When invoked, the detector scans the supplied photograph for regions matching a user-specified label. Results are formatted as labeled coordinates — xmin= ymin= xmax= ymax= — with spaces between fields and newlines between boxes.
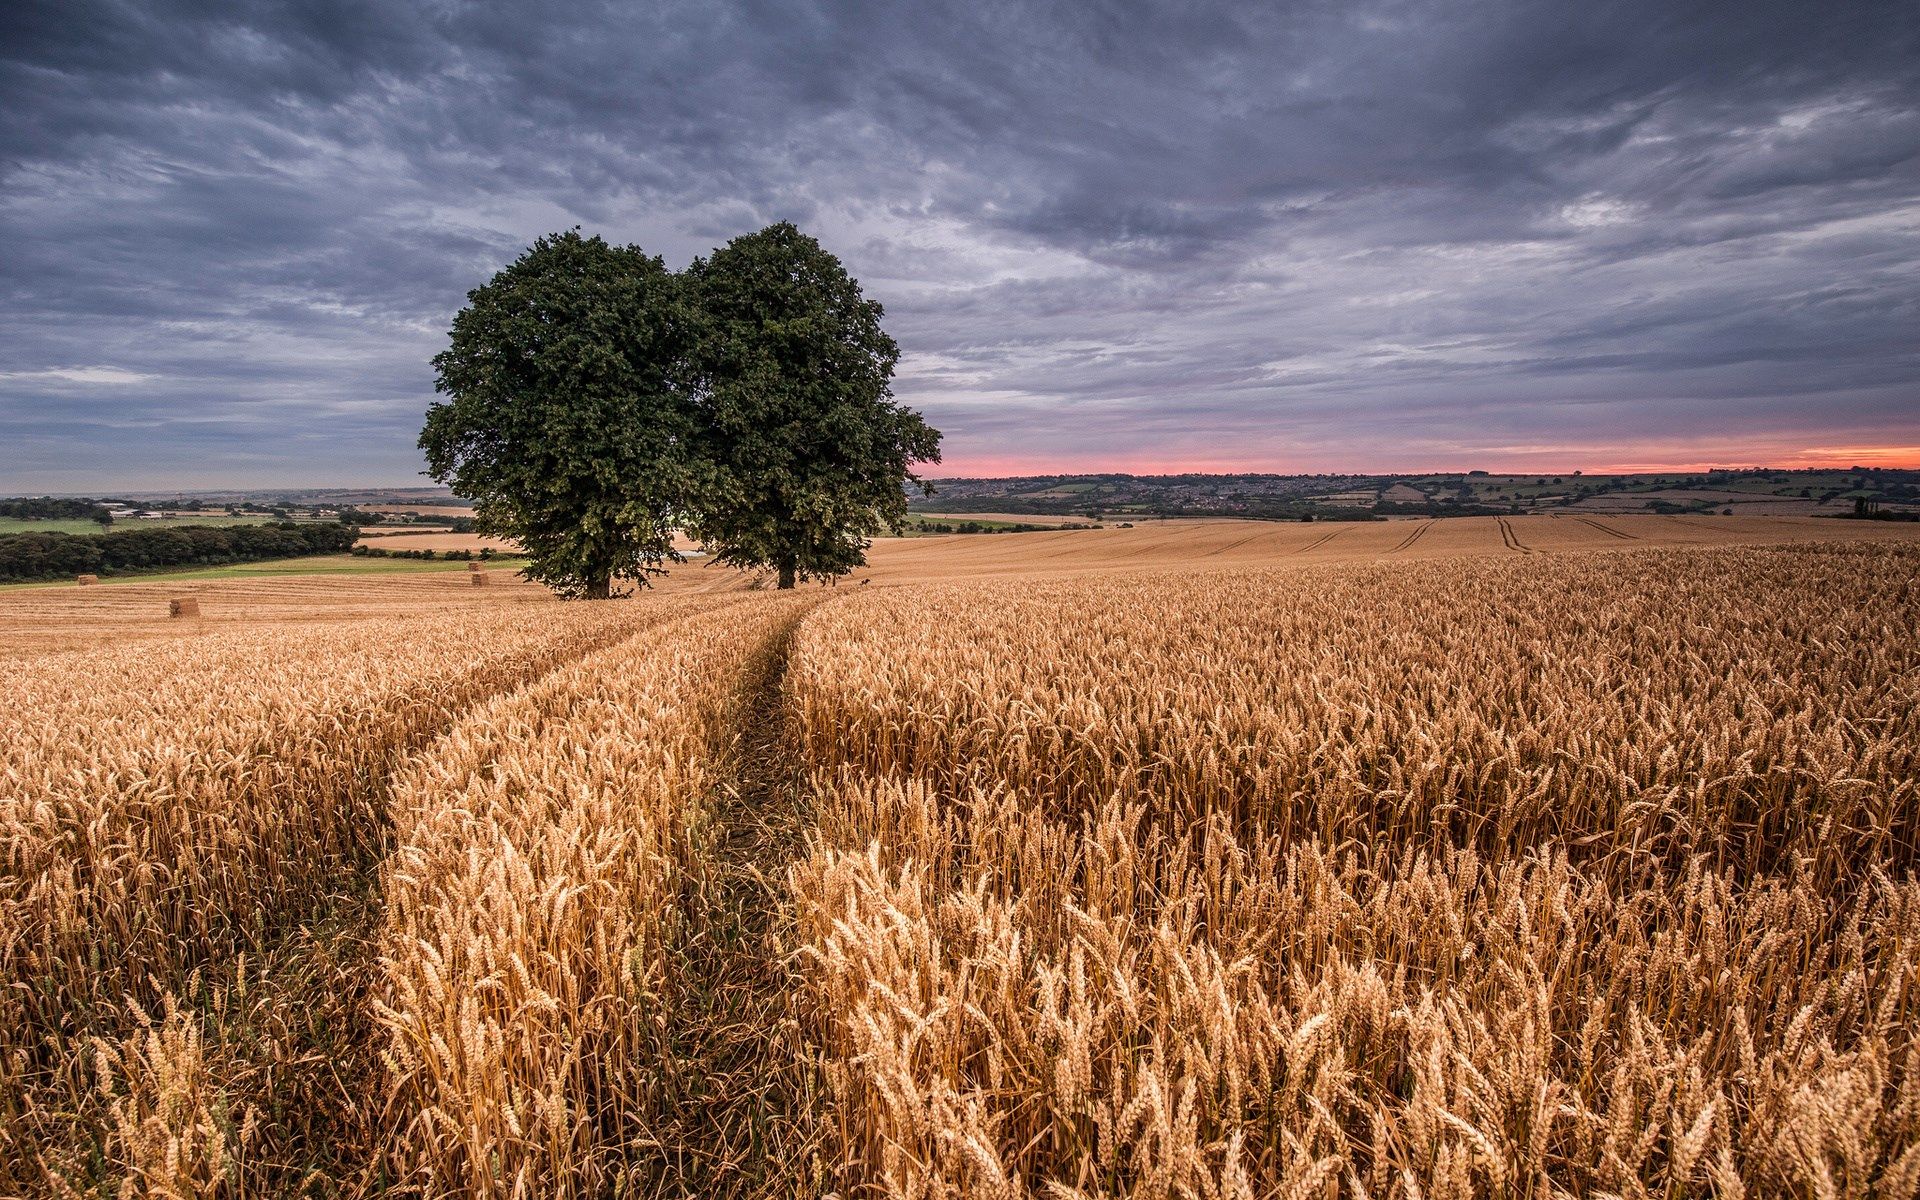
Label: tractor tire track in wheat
xmin=1293 ymin=528 xmax=1345 ymax=554
xmin=649 ymin=605 xmax=824 ymax=1199
xmin=1386 ymin=519 xmax=1433 ymax=554
xmin=1497 ymin=517 xmax=1532 ymax=553
xmin=1575 ymin=515 xmax=1639 ymax=540
xmin=9 ymin=607 xmax=660 ymax=1198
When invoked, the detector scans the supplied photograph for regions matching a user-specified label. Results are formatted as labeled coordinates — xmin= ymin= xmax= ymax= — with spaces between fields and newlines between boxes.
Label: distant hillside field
xmin=913 ymin=467 xmax=1920 ymax=521
xmin=354 ymin=530 xmax=516 ymax=553
xmin=362 ymin=504 xmax=476 ymax=517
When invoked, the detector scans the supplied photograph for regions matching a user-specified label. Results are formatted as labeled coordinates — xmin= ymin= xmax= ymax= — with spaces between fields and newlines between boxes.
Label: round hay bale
xmin=76 ymin=574 xmax=100 ymax=585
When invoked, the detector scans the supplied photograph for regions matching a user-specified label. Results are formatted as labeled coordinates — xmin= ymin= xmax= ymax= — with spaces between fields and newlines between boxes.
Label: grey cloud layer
xmin=3 ymin=0 xmax=1916 ymax=487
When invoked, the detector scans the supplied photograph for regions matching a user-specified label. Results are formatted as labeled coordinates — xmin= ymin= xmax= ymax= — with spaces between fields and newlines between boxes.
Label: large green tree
xmin=684 ymin=223 xmax=941 ymax=588
xmin=420 ymin=230 xmax=694 ymax=598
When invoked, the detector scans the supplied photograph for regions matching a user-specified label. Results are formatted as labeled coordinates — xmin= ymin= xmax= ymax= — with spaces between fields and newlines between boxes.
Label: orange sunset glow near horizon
xmin=933 ymin=445 xmax=1920 ymax=479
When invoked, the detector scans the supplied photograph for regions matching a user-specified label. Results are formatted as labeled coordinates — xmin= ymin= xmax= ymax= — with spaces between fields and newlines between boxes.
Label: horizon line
xmin=17 ymin=459 xmax=1920 ymax=498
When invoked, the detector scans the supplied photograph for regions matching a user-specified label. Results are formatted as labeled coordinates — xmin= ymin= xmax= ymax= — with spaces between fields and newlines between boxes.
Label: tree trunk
xmin=777 ymin=558 xmax=797 ymax=590
xmin=585 ymin=574 xmax=612 ymax=600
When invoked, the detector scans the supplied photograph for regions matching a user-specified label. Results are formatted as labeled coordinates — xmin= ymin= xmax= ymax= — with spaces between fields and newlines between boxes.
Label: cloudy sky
xmin=3 ymin=0 xmax=1916 ymax=490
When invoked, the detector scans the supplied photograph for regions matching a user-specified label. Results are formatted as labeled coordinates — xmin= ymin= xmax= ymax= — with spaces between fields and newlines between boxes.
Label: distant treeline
xmin=351 ymin=545 xmax=503 ymax=560
xmin=0 ymin=497 xmax=111 ymax=520
xmin=1833 ymin=509 xmax=1920 ymax=522
xmin=0 ymin=522 xmax=358 ymax=583
xmin=1371 ymin=500 xmax=1515 ymax=518
xmin=1182 ymin=505 xmax=1386 ymax=522
xmin=339 ymin=507 xmax=477 ymax=531
xmin=911 ymin=520 xmax=1104 ymax=534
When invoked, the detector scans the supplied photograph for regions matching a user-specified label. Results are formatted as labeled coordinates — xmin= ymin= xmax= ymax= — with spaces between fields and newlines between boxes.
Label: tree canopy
xmin=421 ymin=231 xmax=695 ymax=599
xmin=685 ymin=223 xmax=942 ymax=589
xmin=420 ymin=224 xmax=940 ymax=596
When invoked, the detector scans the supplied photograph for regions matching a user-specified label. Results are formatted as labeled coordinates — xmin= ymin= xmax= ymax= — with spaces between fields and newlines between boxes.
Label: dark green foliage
xmin=0 ymin=497 xmax=111 ymax=520
xmin=0 ymin=523 xmax=357 ymax=583
xmin=0 ymin=533 xmax=103 ymax=579
xmin=421 ymin=224 xmax=941 ymax=596
xmin=421 ymin=231 xmax=697 ymax=599
xmin=682 ymin=224 xmax=940 ymax=588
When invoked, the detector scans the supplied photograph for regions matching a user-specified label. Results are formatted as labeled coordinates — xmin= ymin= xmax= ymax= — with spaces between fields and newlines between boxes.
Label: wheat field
xmin=787 ymin=543 xmax=1920 ymax=1198
xmin=3 ymin=520 xmax=1918 ymax=1197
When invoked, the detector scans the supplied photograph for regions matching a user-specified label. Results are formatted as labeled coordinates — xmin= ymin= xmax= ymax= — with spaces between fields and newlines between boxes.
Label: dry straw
xmin=8 ymin=538 xmax=1919 ymax=1199
xmin=373 ymin=593 xmax=807 ymax=1196
xmin=2 ymin=601 xmax=661 ymax=1194
xmin=784 ymin=543 xmax=1920 ymax=1198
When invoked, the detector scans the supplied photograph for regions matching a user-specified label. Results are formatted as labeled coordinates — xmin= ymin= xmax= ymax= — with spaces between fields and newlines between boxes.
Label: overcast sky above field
xmin=2 ymin=0 xmax=1918 ymax=489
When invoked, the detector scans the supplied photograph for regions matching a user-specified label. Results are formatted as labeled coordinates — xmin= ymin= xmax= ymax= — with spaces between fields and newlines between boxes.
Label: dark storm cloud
xmin=3 ymin=0 xmax=1917 ymax=488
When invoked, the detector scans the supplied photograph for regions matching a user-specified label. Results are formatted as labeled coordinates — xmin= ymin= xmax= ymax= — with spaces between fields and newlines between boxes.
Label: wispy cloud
xmin=0 ymin=366 xmax=156 ymax=386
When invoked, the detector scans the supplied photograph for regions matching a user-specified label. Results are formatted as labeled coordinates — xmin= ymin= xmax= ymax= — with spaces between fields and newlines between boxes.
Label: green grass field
xmin=0 ymin=518 xmax=111 ymax=535
xmin=0 ymin=554 xmax=533 ymax=590
xmin=892 ymin=514 xmax=1083 ymax=536
xmin=158 ymin=555 xmax=533 ymax=580
xmin=0 ymin=516 xmax=280 ymax=535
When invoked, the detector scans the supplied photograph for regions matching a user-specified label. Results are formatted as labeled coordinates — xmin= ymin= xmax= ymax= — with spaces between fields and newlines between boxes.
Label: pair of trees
xmin=420 ymin=224 xmax=941 ymax=597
